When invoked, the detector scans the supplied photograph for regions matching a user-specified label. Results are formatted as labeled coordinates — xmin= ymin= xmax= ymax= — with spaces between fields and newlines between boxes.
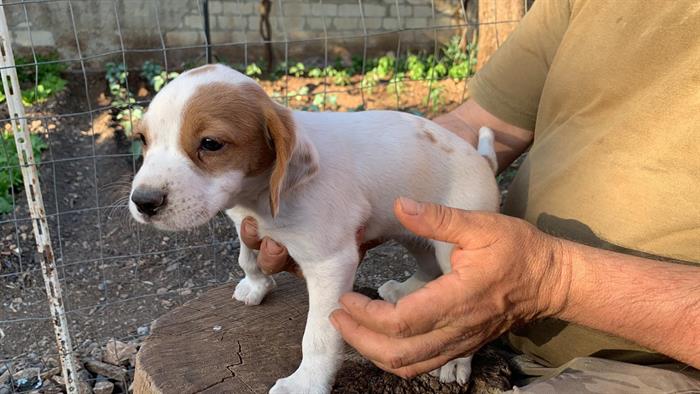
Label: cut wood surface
xmin=134 ymin=274 xmax=511 ymax=393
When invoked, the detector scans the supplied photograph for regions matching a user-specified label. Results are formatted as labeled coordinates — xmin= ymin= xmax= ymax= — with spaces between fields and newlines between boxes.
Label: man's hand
xmin=240 ymin=217 xmax=302 ymax=276
xmin=328 ymin=198 xmax=570 ymax=378
xmin=240 ymin=217 xmax=380 ymax=278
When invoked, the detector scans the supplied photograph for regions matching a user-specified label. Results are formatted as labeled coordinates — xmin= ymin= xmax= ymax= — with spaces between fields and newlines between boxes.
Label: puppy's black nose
xmin=131 ymin=188 xmax=167 ymax=217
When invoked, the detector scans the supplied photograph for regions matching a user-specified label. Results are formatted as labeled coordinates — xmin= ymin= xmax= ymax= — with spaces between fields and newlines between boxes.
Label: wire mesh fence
xmin=0 ymin=0 xmax=528 ymax=392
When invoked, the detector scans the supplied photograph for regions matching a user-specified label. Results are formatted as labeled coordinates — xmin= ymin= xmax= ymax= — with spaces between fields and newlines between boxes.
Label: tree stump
xmin=133 ymin=274 xmax=511 ymax=393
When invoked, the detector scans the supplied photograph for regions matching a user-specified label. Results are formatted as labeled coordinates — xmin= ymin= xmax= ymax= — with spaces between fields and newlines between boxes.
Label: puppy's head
xmin=129 ymin=64 xmax=298 ymax=231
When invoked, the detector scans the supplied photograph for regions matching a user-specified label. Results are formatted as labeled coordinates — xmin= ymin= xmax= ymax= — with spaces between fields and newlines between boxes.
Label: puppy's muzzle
xmin=131 ymin=188 xmax=167 ymax=217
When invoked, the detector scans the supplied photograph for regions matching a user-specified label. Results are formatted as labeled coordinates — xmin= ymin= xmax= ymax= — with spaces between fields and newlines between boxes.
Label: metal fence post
xmin=0 ymin=2 xmax=81 ymax=393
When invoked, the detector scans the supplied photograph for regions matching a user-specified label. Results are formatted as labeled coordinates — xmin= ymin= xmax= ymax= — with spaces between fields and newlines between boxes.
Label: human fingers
xmin=240 ymin=217 xmax=263 ymax=250
xmin=394 ymin=198 xmax=494 ymax=249
xmin=257 ymin=237 xmax=298 ymax=276
xmin=336 ymin=276 xmax=460 ymax=338
xmin=329 ymin=308 xmax=451 ymax=369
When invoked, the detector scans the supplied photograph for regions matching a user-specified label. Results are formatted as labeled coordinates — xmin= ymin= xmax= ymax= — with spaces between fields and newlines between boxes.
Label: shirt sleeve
xmin=468 ymin=0 xmax=572 ymax=131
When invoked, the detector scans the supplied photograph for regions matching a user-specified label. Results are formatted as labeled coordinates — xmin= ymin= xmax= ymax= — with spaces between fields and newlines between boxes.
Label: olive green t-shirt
xmin=468 ymin=0 xmax=700 ymax=371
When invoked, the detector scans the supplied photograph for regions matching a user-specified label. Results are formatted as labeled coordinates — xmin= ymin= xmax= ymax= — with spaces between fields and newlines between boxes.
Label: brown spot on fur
xmin=179 ymin=82 xmax=296 ymax=216
xmin=419 ymin=128 xmax=437 ymax=144
xmin=186 ymin=64 xmax=218 ymax=76
xmin=440 ymin=145 xmax=454 ymax=154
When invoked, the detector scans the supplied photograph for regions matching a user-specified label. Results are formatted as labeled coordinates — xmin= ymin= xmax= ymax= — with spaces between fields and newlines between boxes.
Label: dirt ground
xmin=0 ymin=71 xmax=519 ymax=390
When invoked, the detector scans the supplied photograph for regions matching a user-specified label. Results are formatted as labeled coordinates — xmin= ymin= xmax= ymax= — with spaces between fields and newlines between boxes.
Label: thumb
xmin=394 ymin=197 xmax=484 ymax=247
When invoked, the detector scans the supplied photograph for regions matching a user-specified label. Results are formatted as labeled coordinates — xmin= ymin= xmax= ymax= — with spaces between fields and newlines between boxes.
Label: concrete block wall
xmin=3 ymin=0 xmax=476 ymax=69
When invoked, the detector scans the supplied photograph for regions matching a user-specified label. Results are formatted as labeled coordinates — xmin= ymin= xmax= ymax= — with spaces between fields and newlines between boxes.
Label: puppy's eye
xmin=199 ymin=137 xmax=224 ymax=151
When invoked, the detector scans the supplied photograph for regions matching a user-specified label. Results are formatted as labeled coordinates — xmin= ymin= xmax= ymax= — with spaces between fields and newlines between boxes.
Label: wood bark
xmin=134 ymin=275 xmax=511 ymax=393
xmin=476 ymin=0 xmax=526 ymax=71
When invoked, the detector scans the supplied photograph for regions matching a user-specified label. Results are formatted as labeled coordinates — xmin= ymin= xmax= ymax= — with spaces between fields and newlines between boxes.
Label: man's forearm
xmin=433 ymin=100 xmax=533 ymax=172
xmin=555 ymin=240 xmax=700 ymax=367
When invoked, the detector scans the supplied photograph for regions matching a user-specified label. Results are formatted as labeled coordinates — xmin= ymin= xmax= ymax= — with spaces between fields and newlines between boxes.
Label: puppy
xmin=129 ymin=63 xmax=499 ymax=393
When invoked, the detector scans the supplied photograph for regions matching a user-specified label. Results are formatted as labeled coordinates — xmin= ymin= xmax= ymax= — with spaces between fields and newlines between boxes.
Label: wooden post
xmin=476 ymin=0 xmax=526 ymax=71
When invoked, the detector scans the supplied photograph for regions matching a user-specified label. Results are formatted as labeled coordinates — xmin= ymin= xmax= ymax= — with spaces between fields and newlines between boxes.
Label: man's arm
xmin=559 ymin=240 xmax=700 ymax=366
xmin=330 ymin=200 xmax=700 ymax=377
xmin=433 ymin=99 xmax=533 ymax=173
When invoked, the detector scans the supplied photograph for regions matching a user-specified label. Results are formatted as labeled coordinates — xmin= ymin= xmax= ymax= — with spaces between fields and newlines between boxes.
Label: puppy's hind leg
xmin=231 ymin=219 xmax=276 ymax=306
xmin=429 ymin=240 xmax=472 ymax=385
xmin=378 ymin=242 xmax=441 ymax=304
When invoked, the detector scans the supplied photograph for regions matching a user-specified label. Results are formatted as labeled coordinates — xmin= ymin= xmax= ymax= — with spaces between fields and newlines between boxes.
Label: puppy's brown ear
xmin=265 ymin=104 xmax=295 ymax=217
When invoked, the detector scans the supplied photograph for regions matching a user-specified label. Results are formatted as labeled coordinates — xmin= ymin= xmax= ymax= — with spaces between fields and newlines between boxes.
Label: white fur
xmin=130 ymin=64 xmax=500 ymax=393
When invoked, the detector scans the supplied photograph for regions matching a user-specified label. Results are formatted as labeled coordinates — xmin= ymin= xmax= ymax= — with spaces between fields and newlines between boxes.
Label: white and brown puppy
xmin=129 ymin=63 xmax=499 ymax=393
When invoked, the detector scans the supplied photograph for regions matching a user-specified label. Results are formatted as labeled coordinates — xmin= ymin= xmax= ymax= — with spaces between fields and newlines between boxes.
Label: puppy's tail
xmin=477 ymin=126 xmax=498 ymax=174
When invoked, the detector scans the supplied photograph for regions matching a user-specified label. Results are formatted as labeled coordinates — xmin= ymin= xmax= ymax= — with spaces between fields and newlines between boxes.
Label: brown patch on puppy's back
xmin=179 ymin=82 xmax=285 ymax=176
xmin=419 ymin=128 xmax=437 ymax=144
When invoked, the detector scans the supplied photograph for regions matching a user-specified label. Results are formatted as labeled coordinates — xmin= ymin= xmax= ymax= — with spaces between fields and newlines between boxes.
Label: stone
xmin=413 ymin=5 xmax=434 ymax=17
xmin=311 ymin=4 xmax=337 ymax=17
xmin=137 ymin=325 xmax=150 ymax=336
xmin=363 ymin=4 xmax=388 ymax=18
xmin=183 ymin=14 xmax=202 ymax=29
xmin=165 ymin=31 xmax=203 ymax=46
xmin=390 ymin=5 xmax=413 ymax=18
xmin=383 ymin=17 xmax=400 ymax=30
xmin=93 ymin=380 xmax=114 ymax=394
xmin=363 ymin=17 xmax=383 ymax=30
xmin=208 ymin=0 xmax=222 ymax=14
xmin=406 ymin=17 xmax=429 ymax=29
xmin=333 ymin=17 xmax=359 ymax=30
xmin=12 ymin=368 xmax=40 ymax=391
xmin=338 ymin=4 xmax=361 ymax=16
xmin=217 ymin=15 xmax=245 ymax=30
xmin=84 ymin=360 xmax=126 ymax=381
xmin=102 ymin=339 xmax=136 ymax=366
xmin=281 ymin=3 xmax=311 ymax=17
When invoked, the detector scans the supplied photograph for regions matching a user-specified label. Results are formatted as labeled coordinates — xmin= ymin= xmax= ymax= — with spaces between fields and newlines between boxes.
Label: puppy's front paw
xmin=378 ymin=279 xmax=405 ymax=303
xmin=269 ymin=373 xmax=329 ymax=394
xmin=430 ymin=357 xmax=472 ymax=385
xmin=233 ymin=276 xmax=275 ymax=305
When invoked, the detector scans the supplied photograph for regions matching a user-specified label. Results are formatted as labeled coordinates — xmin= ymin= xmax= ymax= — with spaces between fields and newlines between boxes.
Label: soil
xmin=0 ymin=71 xmax=519 ymax=391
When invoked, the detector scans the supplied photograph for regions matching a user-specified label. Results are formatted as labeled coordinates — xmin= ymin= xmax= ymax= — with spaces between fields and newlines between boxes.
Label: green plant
xmin=387 ymin=72 xmax=405 ymax=95
xmin=406 ymin=54 xmax=426 ymax=81
xmin=104 ymin=62 xmax=144 ymax=155
xmin=21 ymin=74 xmax=67 ymax=105
xmin=442 ymin=35 xmax=467 ymax=68
xmin=1 ymin=53 xmax=68 ymax=106
xmin=423 ymin=85 xmax=445 ymax=114
xmin=426 ymin=61 xmax=448 ymax=81
xmin=245 ymin=63 xmax=262 ymax=78
xmin=105 ymin=62 xmax=128 ymax=96
xmin=308 ymin=67 xmax=324 ymax=78
xmin=0 ymin=131 xmax=47 ymax=214
xmin=289 ymin=62 xmax=305 ymax=77
xmin=305 ymin=93 xmax=338 ymax=111
xmin=15 ymin=53 xmax=66 ymax=85
xmin=324 ymin=67 xmax=351 ymax=86
xmin=140 ymin=61 xmax=179 ymax=93
xmin=360 ymin=69 xmax=380 ymax=94
xmin=375 ymin=54 xmax=395 ymax=79
xmin=442 ymin=34 xmax=477 ymax=80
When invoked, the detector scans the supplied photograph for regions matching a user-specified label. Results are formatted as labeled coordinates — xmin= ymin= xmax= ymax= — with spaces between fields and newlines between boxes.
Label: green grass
xmin=0 ymin=131 xmax=47 ymax=214
xmin=0 ymin=53 xmax=68 ymax=106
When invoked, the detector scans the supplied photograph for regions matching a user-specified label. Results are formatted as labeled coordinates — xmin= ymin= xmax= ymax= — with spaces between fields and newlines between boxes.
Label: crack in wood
xmin=193 ymin=340 xmax=245 ymax=393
